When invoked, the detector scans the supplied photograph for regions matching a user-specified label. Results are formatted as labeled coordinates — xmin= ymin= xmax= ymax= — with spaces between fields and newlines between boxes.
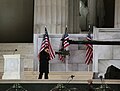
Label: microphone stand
xmin=13 ymin=49 xmax=17 ymax=55
xmin=50 ymin=75 xmax=75 ymax=91
xmin=87 ymin=79 xmax=94 ymax=91
xmin=66 ymin=75 xmax=75 ymax=84
xmin=95 ymin=75 xmax=114 ymax=91
xmin=64 ymin=75 xmax=75 ymax=90
xmin=5 ymin=83 xmax=27 ymax=91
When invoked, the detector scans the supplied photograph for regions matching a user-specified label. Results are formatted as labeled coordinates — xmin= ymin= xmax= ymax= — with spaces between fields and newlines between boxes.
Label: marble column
xmin=34 ymin=0 xmax=68 ymax=34
xmin=114 ymin=0 xmax=120 ymax=28
xmin=68 ymin=0 xmax=80 ymax=33
xmin=88 ymin=0 xmax=96 ymax=28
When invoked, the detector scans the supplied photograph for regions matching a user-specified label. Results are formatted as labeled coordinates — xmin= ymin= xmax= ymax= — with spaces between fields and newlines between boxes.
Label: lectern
xmin=2 ymin=54 xmax=24 ymax=79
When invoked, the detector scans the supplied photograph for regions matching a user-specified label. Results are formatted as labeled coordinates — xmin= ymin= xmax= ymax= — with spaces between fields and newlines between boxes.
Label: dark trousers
xmin=38 ymin=72 xmax=48 ymax=79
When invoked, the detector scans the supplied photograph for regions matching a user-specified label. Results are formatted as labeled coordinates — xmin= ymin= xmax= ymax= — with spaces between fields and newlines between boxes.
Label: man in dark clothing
xmin=38 ymin=47 xmax=50 ymax=79
xmin=87 ymin=79 xmax=94 ymax=91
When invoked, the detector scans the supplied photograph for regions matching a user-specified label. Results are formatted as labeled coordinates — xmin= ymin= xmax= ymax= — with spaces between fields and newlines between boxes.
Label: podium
xmin=2 ymin=54 xmax=24 ymax=79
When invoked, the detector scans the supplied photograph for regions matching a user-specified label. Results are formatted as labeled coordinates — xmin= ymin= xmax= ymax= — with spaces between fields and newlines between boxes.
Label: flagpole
xmin=65 ymin=55 xmax=69 ymax=72
xmin=65 ymin=25 xmax=68 ymax=72
xmin=88 ymin=65 xmax=90 ymax=72
xmin=66 ymin=25 xmax=67 ymax=28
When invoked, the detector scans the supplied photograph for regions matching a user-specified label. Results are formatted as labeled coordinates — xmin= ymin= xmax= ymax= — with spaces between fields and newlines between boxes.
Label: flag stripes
xmin=63 ymin=35 xmax=69 ymax=48
xmin=59 ymin=27 xmax=69 ymax=62
xmin=85 ymin=34 xmax=93 ymax=65
xmin=39 ymin=27 xmax=55 ymax=60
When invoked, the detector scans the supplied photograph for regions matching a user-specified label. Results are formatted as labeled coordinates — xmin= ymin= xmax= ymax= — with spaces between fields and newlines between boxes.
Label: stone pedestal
xmin=2 ymin=54 xmax=24 ymax=79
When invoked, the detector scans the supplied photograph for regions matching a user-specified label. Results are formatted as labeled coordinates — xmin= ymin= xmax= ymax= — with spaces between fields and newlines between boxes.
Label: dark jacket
xmin=88 ymin=83 xmax=94 ymax=91
xmin=39 ymin=50 xmax=50 ymax=73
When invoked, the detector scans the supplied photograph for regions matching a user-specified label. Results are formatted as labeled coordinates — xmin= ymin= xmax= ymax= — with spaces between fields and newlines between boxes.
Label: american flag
xmin=59 ymin=27 xmax=70 ymax=62
xmin=39 ymin=27 xmax=55 ymax=60
xmin=85 ymin=33 xmax=93 ymax=65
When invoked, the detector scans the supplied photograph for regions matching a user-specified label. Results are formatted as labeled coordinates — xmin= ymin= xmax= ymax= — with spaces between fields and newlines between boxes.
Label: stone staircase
xmin=24 ymin=71 xmax=93 ymax=80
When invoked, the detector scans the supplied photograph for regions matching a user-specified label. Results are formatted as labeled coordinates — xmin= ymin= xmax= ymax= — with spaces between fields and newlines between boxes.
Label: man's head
xmin=44 ymin=46 xmax=49 ymax=53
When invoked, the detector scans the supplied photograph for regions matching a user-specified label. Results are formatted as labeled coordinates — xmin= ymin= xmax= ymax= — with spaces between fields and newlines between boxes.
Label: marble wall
xmin=34 ymin=34 xmax=92 ymax=72
xmin=0 ymin=43 xmax=33 ymax=73
xmin=93 ymin=27 xmax=120 ymax=77
xmin=1 ymin=0 xmax=120 ymax=74
xmin=0 ymin=0 xmax=81 ymax=73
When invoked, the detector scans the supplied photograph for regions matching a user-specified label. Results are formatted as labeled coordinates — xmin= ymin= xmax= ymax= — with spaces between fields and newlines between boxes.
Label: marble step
xmin=24 ymin=71 xmax=93 ymax=80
